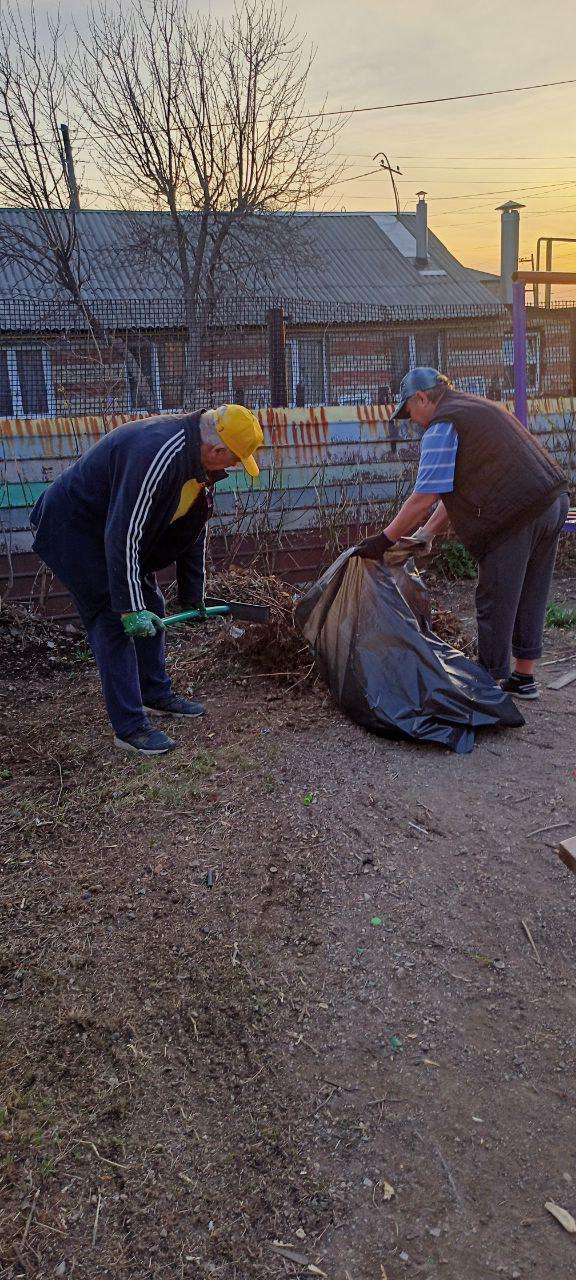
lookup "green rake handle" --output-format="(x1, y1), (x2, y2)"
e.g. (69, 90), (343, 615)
(159, 605), (231, 628)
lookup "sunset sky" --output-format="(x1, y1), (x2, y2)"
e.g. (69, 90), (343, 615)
(48, 0), (576, 282)
(289, 0), (576, 278)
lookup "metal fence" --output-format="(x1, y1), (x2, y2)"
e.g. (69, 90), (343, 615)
(1, 296), (576, 419)
(2, 294), (575, 613)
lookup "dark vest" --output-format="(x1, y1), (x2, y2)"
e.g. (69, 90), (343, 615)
(427, 390), (568, 558)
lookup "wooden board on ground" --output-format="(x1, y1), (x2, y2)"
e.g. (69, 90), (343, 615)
(548, 668), (576, 690)
(558, 835), (576, 874)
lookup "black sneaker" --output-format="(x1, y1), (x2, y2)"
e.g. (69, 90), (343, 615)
(500, 673), (540, 700)
(114, 728), (177, 755)
(143, 694), (206, 718)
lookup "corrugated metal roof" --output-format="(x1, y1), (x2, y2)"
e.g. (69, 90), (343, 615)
(0, 207), (502, 317)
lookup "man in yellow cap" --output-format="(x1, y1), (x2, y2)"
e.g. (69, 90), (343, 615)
(30, 404), (264, 755)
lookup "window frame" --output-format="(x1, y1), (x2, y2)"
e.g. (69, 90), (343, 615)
(0, 343), (55, 417)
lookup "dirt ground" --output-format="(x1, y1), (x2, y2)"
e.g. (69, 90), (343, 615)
(1, 572), (576, 1280)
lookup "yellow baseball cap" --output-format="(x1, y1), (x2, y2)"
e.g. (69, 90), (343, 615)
(213, 404), (264, 478)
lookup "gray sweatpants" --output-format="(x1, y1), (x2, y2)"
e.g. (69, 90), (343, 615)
(475, 493), (570, 680)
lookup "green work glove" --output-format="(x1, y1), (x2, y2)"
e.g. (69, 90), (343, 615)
(121, 609), (163, 638)
(181, 600), (207, 623)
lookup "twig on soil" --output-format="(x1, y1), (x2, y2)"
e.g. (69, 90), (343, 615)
(414, 1128), (464, 1212)
(286, 660), (317, 691)
(77, 1140), (131, 1169)
(238, 1064), (265, 1085)
(312, 1088), (336, 1117)
(521, 919), (542, 965)
(365, 1095), (406, 1106)
(408, 821), (430, 836)
(432, 961), (473, 984)
(294, 1035), (320, 1057)
(55, 759), (64, 806)
(231, 669), (304, 680)
(527, 821), (570, 837)
(21, 1188), (40, 1246)
(92, 1190), (102, 1246)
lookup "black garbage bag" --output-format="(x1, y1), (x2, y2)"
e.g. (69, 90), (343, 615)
(294, 549), (524, 754)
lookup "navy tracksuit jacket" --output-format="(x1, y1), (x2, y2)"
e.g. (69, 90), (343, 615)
(31, 412), (221, 738)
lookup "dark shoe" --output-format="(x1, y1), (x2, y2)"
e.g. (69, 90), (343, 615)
(114, 728), (177, 755)
(500, 673), (540, 701)
(143, 694), (206, 718)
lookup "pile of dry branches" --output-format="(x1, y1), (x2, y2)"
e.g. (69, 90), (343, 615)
(0, 602), (86, 677)
(430, 606), (475, 657)
(199, 566), (476, 684)
(205, 566), (314, 682)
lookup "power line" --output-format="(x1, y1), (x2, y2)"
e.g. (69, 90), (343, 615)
(337, 153), (576, 160)
(340, 178), (576, 193)
(338, 178), (576, 204)
(428, 179), (576, 202)
(298, 77), (576, 120)
(341, 163), (576, 175)
(388, 165), (576, 172)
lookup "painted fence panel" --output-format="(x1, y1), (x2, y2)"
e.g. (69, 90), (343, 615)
(1, 401), (574, 560)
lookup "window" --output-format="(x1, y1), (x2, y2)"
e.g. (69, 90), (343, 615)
(288, 338), (327, 406)
(502, 333), (540, 394)
(390, 336), (410, 394)
(17, 349), (49, 415)
(0, 345), (54, 416)
(0, 350), (13, 416)
(409, 332), (442, 370)
(127, 338), (187, 412)
(457, 375), (488, 396)
(157, 342), (186, 410)
(127, 340), (157, 411)
(389, 332), (442, 396)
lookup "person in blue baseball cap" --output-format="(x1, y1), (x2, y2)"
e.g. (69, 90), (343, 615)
(389, 367), (447, 422)
(355, 368), (569, 700)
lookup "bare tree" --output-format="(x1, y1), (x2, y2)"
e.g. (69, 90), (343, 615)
(75, 0), (345, 399)
(0, 4), (85, 303)
(0, 1), (157, 411)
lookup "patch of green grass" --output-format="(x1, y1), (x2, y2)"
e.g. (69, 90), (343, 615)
(546, 603), (576, 629)
(217, 744), (257, 773)
(106, 751), (219, 809)
(191, 750), (218, 775)
(72, 646), (92, 663)
(433, 539), (477, 580)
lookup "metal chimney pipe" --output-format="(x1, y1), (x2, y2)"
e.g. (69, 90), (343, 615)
(415, 191), (428, 266)
(496, 200), (524, 304)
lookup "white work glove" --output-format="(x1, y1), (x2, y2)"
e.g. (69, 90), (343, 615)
(384, 527), (434, 568)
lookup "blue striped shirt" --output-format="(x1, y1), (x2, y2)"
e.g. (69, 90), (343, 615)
(414, 421), (458, 494)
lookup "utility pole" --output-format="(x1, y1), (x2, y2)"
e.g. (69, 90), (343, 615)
(519, 255), (535, 305)
(373, 152), (402, 217)
(60, 123), (81, 213)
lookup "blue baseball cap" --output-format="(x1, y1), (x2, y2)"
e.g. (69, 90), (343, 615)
(391, 367), (445, 419)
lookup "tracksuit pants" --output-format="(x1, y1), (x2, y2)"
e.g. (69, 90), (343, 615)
(475, 493), (569, 679)
(31, 491), (173, 739)
(79, 588), (172, 739)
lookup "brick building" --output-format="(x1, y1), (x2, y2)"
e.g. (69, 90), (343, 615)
(0, 204), (574, 415)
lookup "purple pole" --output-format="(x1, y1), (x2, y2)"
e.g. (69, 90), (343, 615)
(512, 279), (528, 426)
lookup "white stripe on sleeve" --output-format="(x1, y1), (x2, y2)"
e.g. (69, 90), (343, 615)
(125, 430), (186, 611)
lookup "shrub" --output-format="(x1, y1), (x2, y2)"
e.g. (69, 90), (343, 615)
(433, 539), (477, 580)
